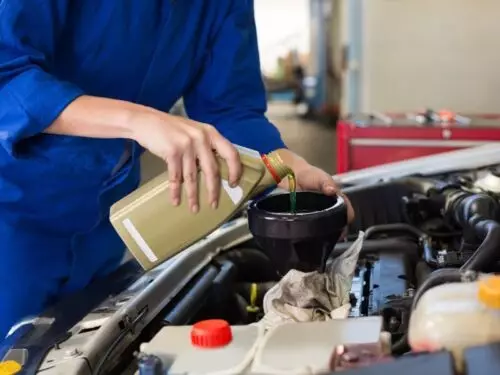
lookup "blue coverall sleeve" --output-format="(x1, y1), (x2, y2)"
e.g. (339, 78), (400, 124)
(183, 0), (287, 155)
(0, 0), (83, 155)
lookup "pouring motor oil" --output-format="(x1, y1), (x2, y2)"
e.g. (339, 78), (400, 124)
(110, 145), (294, 270)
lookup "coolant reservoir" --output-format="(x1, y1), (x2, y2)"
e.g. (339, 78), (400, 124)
(409, 275), (500, 368)
(138, 317), (384, 374)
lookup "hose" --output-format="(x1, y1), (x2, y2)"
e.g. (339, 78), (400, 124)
(410, 268), (464, 311)
(391, 268), (464, 355)
(461, 220), (500, 272)
(362, 224), (462, 269)
(415, 261), (433, 287)
(364, 224), (425, 240)
(218, 248), (279, 282)
(332, 238), (419, 258)
(391, 218), (499, 354)
(401, 198), (461, 238)
(234, 293), (250, 323)
(421, 238), (438, 267)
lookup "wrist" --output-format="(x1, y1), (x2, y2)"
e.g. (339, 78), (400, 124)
(124, 105), (162, 142)
(275, 148), (309, 174)
(273, 148), (310, 190)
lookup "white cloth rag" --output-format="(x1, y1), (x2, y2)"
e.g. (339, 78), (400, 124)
(259, 231), (364, 330)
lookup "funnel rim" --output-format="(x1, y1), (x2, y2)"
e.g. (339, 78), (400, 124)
(249, 191), (345, 220)
(247, 191), (348, 274)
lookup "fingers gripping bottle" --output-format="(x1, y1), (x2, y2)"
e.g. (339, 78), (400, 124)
(110, 145), (294, 270)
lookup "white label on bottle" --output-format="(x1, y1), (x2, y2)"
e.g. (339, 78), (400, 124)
(222, 179), (243, 205)
(122, 218), (159, 262)
(234, 144), (261, 159)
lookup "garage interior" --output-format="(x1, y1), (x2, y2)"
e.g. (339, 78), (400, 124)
(142, 0), (500, 182)
(4, 1), (500, 374)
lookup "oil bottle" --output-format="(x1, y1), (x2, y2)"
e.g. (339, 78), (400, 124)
(110, 145), (295, 270)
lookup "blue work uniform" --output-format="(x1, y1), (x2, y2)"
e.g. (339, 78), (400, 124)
(0, 0), (285, 338)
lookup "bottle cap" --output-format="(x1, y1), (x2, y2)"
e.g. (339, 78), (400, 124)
(261, 151), (293, 184)
(0, 361), (21, 375)
(478, 275), (500, 309)
(261, 154), (281, 183)
(190, 319), (233, 348)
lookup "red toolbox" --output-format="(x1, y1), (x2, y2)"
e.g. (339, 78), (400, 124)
(336, 111), (500, 173)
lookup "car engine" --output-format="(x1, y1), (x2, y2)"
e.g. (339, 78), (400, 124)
(3, 154), (500, 375)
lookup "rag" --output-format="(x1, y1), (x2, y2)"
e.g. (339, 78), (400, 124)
(259, 231), (364, 330)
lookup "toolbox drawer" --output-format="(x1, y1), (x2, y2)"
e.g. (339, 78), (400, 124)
(336, 113), (500, 173)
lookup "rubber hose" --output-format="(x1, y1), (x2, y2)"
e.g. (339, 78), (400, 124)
(422, 238), (438, 268)
(218, 248), (279, 282)
(461, 220), (500, 272)
(332, 238), (419, 258)
(364, 224), (425, 240)
(411, 268), (463, 312)
(415, 261), (433, 287)
(392, 268), (463, 355)
(401, 200), (460, 238)
(234, 293), (249, 323)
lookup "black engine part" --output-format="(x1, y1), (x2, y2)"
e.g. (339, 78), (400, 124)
(349, 239), (416, 340)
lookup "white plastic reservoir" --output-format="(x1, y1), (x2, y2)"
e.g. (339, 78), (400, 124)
(139, 317), (383, 375)
(409, 274), (500, 368)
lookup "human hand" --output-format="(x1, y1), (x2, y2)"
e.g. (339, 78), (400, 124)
(132, 111), (242, 212)
(275, 149), (355, 223)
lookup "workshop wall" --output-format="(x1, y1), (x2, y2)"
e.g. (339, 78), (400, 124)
(254, 0), (310, 75)
(359, 0), (500, 113)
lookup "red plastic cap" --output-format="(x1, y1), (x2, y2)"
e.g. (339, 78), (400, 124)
(190, 319), (233, 348)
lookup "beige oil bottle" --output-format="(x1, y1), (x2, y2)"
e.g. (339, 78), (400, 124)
(110, 145), (295, 271)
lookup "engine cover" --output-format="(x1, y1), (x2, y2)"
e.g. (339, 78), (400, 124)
(350, 251), (413, 336)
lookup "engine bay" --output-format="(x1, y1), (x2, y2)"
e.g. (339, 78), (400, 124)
(4, 151), (500, 375)
(132, 163), (500, 374)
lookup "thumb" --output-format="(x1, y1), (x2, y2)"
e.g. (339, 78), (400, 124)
(319, 174), (355, 223)
(320, 177), (339, 195)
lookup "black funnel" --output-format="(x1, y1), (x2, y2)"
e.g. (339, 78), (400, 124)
(247, 192), (347, 275)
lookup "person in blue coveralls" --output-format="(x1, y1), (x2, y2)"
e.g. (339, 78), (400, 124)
(0, 0), (354, 339)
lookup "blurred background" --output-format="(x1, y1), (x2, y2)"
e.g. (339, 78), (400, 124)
(143, 0), (500, 181)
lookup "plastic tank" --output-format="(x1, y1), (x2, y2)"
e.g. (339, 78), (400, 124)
(409, 275), (500, 368)
(247, 192), (347, 274)
(138, 317), (384, 374)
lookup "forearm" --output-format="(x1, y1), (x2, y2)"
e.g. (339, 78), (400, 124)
(45, 95), (156, 140)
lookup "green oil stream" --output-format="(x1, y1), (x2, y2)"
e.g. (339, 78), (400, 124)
(287, 173), (297, 213)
